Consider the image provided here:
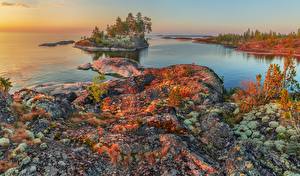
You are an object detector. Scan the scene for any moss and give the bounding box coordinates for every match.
[245,130,253,137]
[277,133,287,140]
[247,121,258,130]
[274,140,285,152]
[251,131,261,138]
[269,121,280,128]
[276,126,287,134]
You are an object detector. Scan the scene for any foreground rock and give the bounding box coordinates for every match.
[0,92,16,123]
[0,62,299,175]
[78,57,143,77]
[39,40,75,47]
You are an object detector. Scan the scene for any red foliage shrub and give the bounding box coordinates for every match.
[280,89,291,111]
[234,75,265,112]
[97,143,121,165]
[10,128,30,143]
[263,64,283,100]
[0,161,16,173]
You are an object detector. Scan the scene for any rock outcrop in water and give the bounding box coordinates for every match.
[78,57,143,77]
[39,40,75,47]
[74,37,149,52]
[0,59,299,175]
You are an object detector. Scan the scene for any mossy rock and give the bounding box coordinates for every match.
[290,135,300,141]
[276,126,287,134]
[274,140,285,152]
[251,131,261,138]
[247,121,259,130]
[244,115,256,121]
[269,121,279,128]
[261,116,270,123]
[240,134,248,140]
[287,129,298,136]
[283,171,300,176]
[245,130,253,137]
[187,111,199,119]
[286,142,300,155]
[264,140,274,148]
[277,133,287,140]
[183,119,193,126]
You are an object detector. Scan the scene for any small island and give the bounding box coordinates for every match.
[39,40,75,47]
[75,13,152,52]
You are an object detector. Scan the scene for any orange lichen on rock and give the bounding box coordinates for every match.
[168,86,192,107]
[96,143,121,165]
[147,116,185,134]
[70,113,116,127]
[111,123,140,133]
[181,150,217,174]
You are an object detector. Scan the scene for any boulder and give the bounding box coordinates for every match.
[90,57,143,77]
[77,63,92,70]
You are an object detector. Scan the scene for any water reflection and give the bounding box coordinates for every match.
[88,50,148,62]
[0,33,299,90]
[243,53,300,65]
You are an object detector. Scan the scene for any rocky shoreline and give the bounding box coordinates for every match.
[74,44,148,52]
[74,38,149,52]
[0,58,299,175]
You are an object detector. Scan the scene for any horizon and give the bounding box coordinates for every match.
[1,0,300,35]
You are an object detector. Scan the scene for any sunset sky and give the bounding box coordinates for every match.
[1,0,300,34]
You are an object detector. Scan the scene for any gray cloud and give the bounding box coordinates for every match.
[1,1,31,8]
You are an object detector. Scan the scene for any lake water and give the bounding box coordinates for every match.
[0,33,299,91]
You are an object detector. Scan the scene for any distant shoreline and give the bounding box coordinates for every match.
[160,35,300,58]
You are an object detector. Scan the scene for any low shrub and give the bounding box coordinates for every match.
[0,77,12,93]
[87,74,108,104]
[168,86,192,107]
[234,56,299,113]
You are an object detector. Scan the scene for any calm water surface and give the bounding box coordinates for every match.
[0,33,299,91]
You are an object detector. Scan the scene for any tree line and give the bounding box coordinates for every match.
[91,12,152,41]
[215,28,300,46]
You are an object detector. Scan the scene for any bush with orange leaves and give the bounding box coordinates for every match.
[234,55,299,113]
[168,86,192,107]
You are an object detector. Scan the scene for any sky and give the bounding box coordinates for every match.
[0,0,300,34]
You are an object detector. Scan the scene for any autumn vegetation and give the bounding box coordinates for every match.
[233,52,299,130]
[0,76,12,94]
[215,28,300,47]
[87,74,108,104]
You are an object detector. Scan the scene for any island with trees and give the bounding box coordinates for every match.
[75,12,152,52]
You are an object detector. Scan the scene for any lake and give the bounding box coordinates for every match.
[0,33,299,91]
